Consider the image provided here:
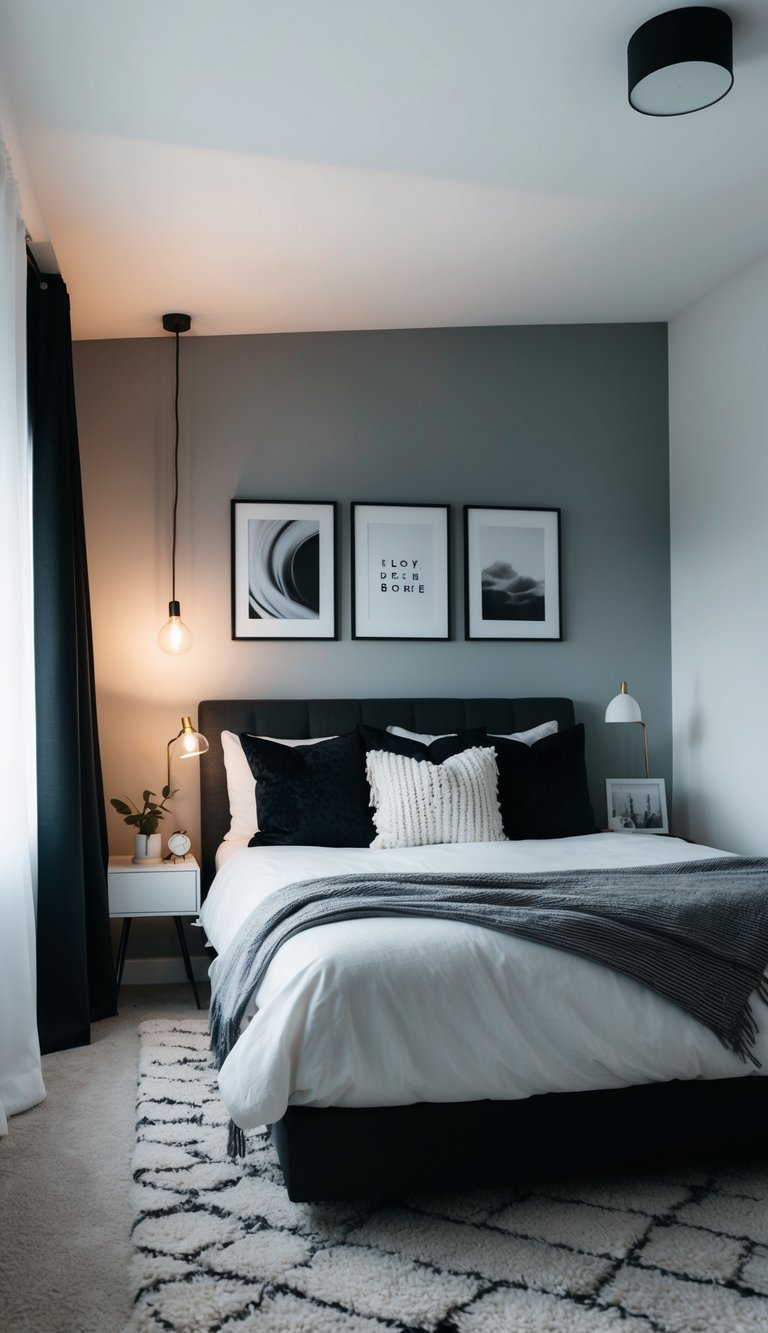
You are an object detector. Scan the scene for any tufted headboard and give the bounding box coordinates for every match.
[198,696,576,896]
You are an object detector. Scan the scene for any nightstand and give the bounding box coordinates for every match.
[108,855,202,1008]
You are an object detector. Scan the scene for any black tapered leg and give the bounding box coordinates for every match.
[115,917,132,993]
[173,915,202,1009]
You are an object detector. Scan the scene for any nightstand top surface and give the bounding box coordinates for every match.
[109,854,199,872]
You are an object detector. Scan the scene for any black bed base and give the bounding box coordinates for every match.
[270,1076,768,1202]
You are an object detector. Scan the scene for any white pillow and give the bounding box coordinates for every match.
[386,726,453,743]
[367,746,506,850]
[221,731,333,843]
[387,720,558,745]
[491,720,558,744]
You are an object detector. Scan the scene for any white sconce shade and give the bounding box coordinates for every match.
[605,681,642,724]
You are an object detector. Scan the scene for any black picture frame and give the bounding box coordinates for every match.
[231,499,338,640]
[351,502,451,640]
[464,505,562,640]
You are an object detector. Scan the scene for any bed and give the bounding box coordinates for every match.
[198,696,768,1201]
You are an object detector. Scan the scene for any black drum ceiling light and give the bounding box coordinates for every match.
[628,7,733,116]
[157,312,194,655]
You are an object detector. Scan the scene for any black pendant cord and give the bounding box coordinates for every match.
[161,311,191,614]
[171,326,180,604]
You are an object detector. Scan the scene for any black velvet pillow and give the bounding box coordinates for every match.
[241,732,374,847]
[358,724,489,765]
[494,724,597,840]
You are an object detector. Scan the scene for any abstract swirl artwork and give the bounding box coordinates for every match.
[232,501,337,639]
[247,519,320,621]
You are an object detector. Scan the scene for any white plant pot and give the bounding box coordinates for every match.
[132,831,162,863]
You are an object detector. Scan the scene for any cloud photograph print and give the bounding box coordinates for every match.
[480,524,545,621]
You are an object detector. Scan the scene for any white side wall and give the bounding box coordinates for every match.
[669,254,768,853]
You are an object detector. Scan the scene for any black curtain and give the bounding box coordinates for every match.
[28,269,117,1053]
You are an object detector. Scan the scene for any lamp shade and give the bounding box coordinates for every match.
[605,682,642,724]
[177,715,209,760]
[628,7,733,116]
[166,715,209,790]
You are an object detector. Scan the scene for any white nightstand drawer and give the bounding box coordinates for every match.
[108,856,200,917]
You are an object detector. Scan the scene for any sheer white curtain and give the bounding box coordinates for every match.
[0,137,45,1133]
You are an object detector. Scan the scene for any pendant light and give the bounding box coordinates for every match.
[158,312,193,654]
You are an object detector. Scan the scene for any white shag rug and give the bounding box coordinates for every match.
[128,1018,768,1332]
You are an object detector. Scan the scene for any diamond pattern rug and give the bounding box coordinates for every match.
[128,1018,768,1332]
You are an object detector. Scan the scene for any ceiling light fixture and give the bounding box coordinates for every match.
[158,312,194,655]
[628,7,733,117]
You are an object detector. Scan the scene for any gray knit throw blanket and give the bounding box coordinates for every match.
[208,857,768,1157]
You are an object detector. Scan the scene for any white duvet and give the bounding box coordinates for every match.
[198,833,767,1133]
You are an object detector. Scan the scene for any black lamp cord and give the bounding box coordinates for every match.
[171,327,180,603]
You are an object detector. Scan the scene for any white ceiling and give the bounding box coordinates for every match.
[2,0,768,341]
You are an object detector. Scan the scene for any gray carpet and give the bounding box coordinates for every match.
[130,1019,768,1332]
[0,984,209,1333]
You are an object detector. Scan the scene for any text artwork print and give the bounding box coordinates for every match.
[369,522,434,621]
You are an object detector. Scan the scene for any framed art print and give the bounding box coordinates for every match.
[464,505,561,640]
[231,500,337,639]
[351,503,450,639]
[606,778,669,834]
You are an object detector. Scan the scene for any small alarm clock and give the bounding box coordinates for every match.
[167,830,192,860]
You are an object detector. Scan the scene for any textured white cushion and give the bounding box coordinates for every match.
[387,720,558,746]
[221,731,333,842]
[367,746,506,850]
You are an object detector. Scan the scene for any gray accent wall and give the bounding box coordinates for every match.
[74,323,670,965]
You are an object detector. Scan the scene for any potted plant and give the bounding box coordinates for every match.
[110,786,176,862]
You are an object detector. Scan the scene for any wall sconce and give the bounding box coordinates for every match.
[158,312,194,654]
[166,715,209,792]
[628,7,733,116]
[605,681,650,777]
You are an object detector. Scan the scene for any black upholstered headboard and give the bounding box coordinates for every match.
[198,697,576,895]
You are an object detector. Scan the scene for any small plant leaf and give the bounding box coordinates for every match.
[110,786,173,830]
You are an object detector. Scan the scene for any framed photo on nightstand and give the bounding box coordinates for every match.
[606,778,669,834]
